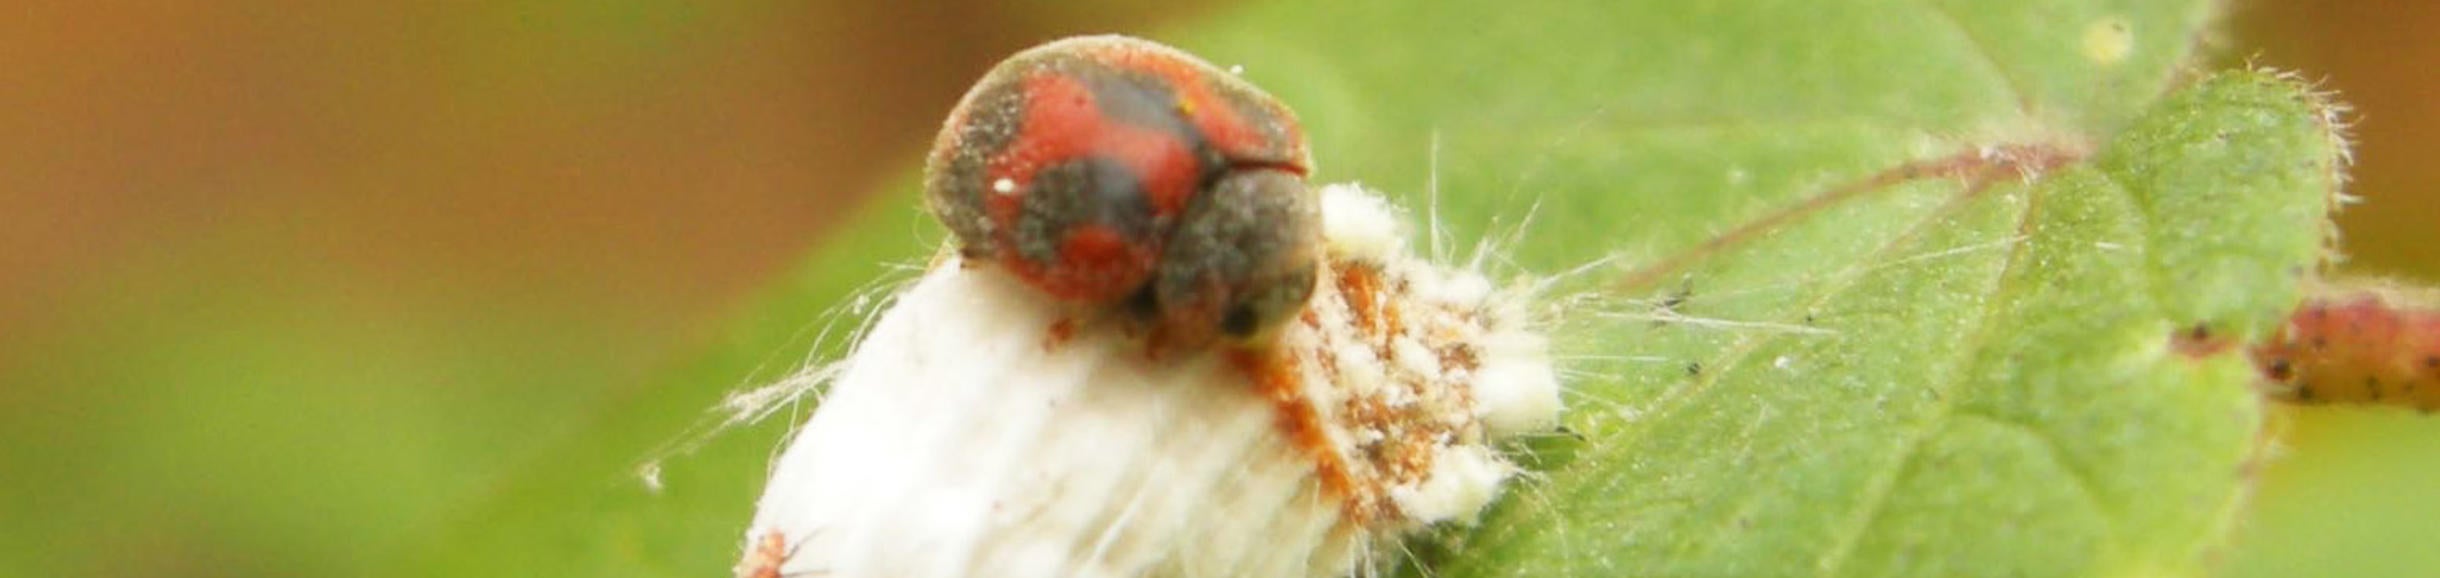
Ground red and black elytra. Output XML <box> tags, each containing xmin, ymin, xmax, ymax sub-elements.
<box><xmin>924</xmin><ymin>35</ymin><xmax>1320</xmax><ymax>351</ymax></box>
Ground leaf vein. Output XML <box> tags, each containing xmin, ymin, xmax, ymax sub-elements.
<box><xmin>1812</xmin><ymin>172</ymin><xmax>2048</xmax><ymax>578</ymax></box>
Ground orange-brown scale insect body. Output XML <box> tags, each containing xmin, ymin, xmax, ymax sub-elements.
<box><xmin>735</xmin><ymin>531</ymin><xmax>792</xmax><ymax>578</ymax></box>
<box><xmin>2255</xmin><ymin>292</ymin><xmax>2440</xmax><ymax>412</ymax></box>
<box><xmin>923</xmin><ymin>35</ymin><xmax>1318</xmax><ymax>351</ymax></box>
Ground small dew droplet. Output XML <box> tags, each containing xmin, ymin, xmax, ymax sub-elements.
<box><xmin>637</xmin><ymin>462</ymin><xmax>665</xmax><ymax>493</ymax></box>
<box><xmin>2083</xmin><ymin>17</ymin><xmax>2134</xmax><ymax>65</ymax></box>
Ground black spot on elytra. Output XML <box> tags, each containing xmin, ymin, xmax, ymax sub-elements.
<box><xmin>1014</xmin><ymin>157</ymin><xmax>1158</xmax><ymax>265</ymax></box>
<box><xmin>1080</xmin><ymin>67</ymin><xmax>1227</xmax><ymax>180</ymax></box>
<box><xmin>1079</xmin><ymin>67</ymin><xmax>1187</xmax><ymax>133</ymax></box>
<box><xmin>926</xmin><ymin>73</ymin><xmax>1035</xmax><ymax>252</ymax></box>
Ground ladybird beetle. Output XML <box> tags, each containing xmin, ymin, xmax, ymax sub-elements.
<box><xmin>924</xmin><ymin>35</ymin><xmax>1319</xmax><ymax>350</ymax></box>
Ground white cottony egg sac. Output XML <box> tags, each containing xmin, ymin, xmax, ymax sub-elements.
<box><xmin>735</xmin><ymin>184</ymin><xmax>1562</xmax><ymax>578</ymax></box>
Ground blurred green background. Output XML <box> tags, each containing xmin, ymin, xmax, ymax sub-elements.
<box><xmin>0</xmin><ymin>1</ymin><xmax>2430</xmax><ymax>577</ymax></box>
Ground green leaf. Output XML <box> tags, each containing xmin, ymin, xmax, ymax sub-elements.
<box><xmin>1442</xmin><ymin>71</ymin><xmax>2338</xmax><ymax>577</ymax></box>
<box><xmin>387</xmin><ymin>1</ymin><xmax>2343</xmax><ymax>577</ymax></box>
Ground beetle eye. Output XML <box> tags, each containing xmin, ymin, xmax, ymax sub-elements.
<box><xmin>1220</xmin><ymin>305</ymin><xmax>1263</xmax><ymax>338</ymax></box>
<box><xmin>1217</xmin><ymin>262</ymin><xmax>1317</xmax><ymax>339</ymax></box>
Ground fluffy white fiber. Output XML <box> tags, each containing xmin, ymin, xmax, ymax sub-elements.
<box><xmin>738</xmin><ymin>184</ymin><xmax>1560</xmax><ymax>578</ymax></box>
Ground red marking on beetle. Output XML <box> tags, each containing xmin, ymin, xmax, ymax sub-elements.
<box><xmin>997</xmin><ymin>221</ymin><xmax>1161</xmax><ymax>302</ymax></box>
<box><xmin>1058</xmin><ymin>225</ymin><xmax>1146</xmax><ymax>271</ymax></box>
<box><xmin>2253</xmin><ymin>291</ymin><xmax>2440</xmax><ymax>412</ymax></box>
<box><xmin>987</xmin><ymin>73</ymin><xmax>1204</xmax><ymax>220</ymax></box>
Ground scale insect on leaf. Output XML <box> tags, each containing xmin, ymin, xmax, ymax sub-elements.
<box><xmin>732</xmin><ymin>35</ymin><xmax>1566</xmax><ymax>578</ymax></box>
